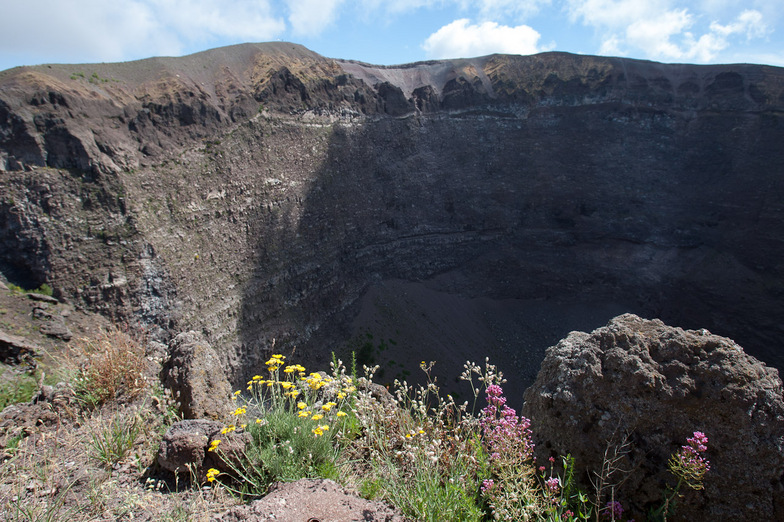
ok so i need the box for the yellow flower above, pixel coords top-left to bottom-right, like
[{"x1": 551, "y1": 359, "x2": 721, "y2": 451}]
[
  {"x1": 405, "y1": 433, "x2": 412, "y2": 439},
  {"x1": 321, "y1": 404, "x2": 332, "y2": 411},
  {"x1": 231, "y1": 407, "x2": 247, "y2": 416},
  {"x1": 206, "y1": 468, "x2": 220, "y2": 483},
  {"x1": 256, "y1": 418, "x2": 263, "y2": 424},
  {"x1": 240, "y1": 423, "x2": 247, "y2": 429},
  {"x1": 298, "y1": 410, "x2": 311, "y2": 417},
  {"x1": 280, "y1": 382, "x2": 294, "y2": 390},
  {"x1": 208, "y1": 439, "x2": 221, "y2": 452},
  {"x1": 220, "y1": 425, "x2": 236, "y2": 435},
  {"x1": 312, "y1": 424, "x2": 330, "y2": 437},
  {"x1": 233, "y1": 390, "x2": 242, "y2": 396},
  {"x1": 297, "y1": 402, "x2": 307, "y2": 410},
  {"x1": 272, "y1": 354, "x2": 285, "y2": 360},
  {"x1": 286, "y1": 390, "x2": 300, "y2": 398},
  {"x1": 311, "y1": 414, "x2": 324, "y2": 421},
  {"x1": 252, "y1": 375, "x2": 263, "y2": 381},
  {"x1": 419, "y1": 429, "x2": 425, "y2": 434},
  {"x1": 336, "y1": 411, "x2": 347, "y2": 417},
  {"x1": 337, "y1": 392, "x2": 346, "y2": 400}
]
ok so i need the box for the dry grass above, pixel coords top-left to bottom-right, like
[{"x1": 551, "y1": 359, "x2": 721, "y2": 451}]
[{"x1": 66, "y1": 327, "x2": 149, "y2": 408}]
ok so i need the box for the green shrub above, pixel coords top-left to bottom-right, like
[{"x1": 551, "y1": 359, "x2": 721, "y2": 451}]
[
  {"x1": 0, "y1": 368, "x2": 39, "y2": 410},
  {"x1": 90, "y1": 414, "x2": 142, "y2": 467}
]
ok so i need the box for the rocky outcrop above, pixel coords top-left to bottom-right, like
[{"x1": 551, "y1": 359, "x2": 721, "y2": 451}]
[
  {"x1": 162, "y1": 331, "x2": 232, "y2": 419},
  {"x1": 0, "y1": 382, "x2": 77, "y2": 450},
  {"x1": 157, "y1": 419, "x2": 250, "y2": 475},
  {"x1": 0, "y1": 329, "x2": 40, "y2": 366},
  {"x1": 522, "y1": 314, "x2": 784, "y2": 520},
  {"x1": 213, "y1": 478, "x2": 406, "y2": 522}
]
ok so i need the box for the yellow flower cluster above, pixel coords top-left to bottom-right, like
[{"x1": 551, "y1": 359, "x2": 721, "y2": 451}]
[
  {"x1": 221, "y1": 425, "x2": 236, "y2": 434},
  {"x1": 208, "y1": 439, "x2": 221, "y2": 452},
  {"x1": 312, "y1": 424, "x2": 330, "y2": 437},
  {"x1": 206, "y1": 468, "x2": 220, "y2": 483},
  {"x1": 224, "y1": 354, "x2": 359, "y2": 441},
  {"x1": 265, "y1": 354, "x2": 286, "y2": 372},
  {"x1": 405, "y1": 429, "x2": 426, "y2": 439}
]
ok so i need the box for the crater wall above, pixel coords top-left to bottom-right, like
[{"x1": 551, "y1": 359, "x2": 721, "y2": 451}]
[{"x1": 1, "y1": 44, "x2": 783, "y2": 397}]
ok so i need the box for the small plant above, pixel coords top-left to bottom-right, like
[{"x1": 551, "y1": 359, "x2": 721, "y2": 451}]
[
  {"x1": 69, "y1": 327, "x2": 148, "y2": 408},
  {"x1": 90, "y1": 414, "x2": 142, "y2": 466},
  {"x1": 35, "y1": 283, "x2": 53, "y2": 296},
  {"x1": 0, "y1": 368, "x2": 39, "y2": 410},
  {"x1": 480, "y1": 383, "x2": 543, "y2": 519},
  {"x1": 211, "y1": 353, "x2": 359, "y2": 496},
  {"x1": 651, "y1": 431, "x2": 710, "y2": 521}
]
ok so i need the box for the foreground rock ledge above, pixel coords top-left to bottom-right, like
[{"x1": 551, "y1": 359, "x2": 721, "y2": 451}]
[
  {"x1": 212, "y1": 478, "x2": 405, "y2": 522},
  {"x1": 523, "y1": 313, "x2": 784, "y2": 520}
]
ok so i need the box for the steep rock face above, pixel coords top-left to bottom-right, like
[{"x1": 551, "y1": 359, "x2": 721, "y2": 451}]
[
  {"x1": 0, "y1": 44, "x2": 783, "y2": 390},
  {"x1": 522, "y1": 314, "x2": 784, "y2": 520}
]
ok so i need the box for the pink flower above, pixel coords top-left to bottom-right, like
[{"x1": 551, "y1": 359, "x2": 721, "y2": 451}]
[
  {"x1": 605, "y1": 500, "x2": 624, "y2": 518},
  {"x1": 481, "y1": 478, "x2": 495, "y2": 493},
  {"x1": 545, "y1": 476, "x2": 560, "y2": 495}
]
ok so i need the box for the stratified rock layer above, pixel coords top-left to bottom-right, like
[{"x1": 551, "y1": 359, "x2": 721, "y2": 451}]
[{"x1": 522, "y1": 313, "x2": 784, "y2": 520}]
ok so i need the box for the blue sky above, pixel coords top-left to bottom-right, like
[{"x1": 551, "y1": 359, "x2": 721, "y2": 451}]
[{"x1": 1, "y1": 0, "x2": 781, "y2": 71}]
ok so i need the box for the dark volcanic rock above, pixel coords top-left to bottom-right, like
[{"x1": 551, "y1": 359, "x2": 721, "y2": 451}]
[
  {"x1": 162, "y1": 331, "x2": 232, "y2": 419},
  {"x1": 158, "y1": 419, "x2": 251, "y2": 475},
  {"x1": 0, "y1": 329, "x2": 40, "y2": 366},
  {"x1": 522, "y1": 314, "x2": 784, "y2": 521}
]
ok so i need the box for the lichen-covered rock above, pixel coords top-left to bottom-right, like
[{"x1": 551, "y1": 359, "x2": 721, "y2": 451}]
[
  {"x1": 162, "y1": 331, "x2": 231, "y2": 419},
  {"x1": 522, "y1": 313, "x2": 784, "y2": 521},
  {"x1": 212, "y1": 478, "x2": 406, "y2": 522}
]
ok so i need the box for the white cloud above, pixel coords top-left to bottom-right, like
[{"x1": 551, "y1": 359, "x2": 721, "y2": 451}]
[
  {"x1": 422, "y1": 18, "x2": 545, "y2": 58},
  {"x1": 150, "y1": 0, "x2": 285, "y2": 42},
  {"x1": 624, "y1": 8, "x2": 692, "y2": 59},
  {"x1": 287, "y1": 0, "x2": 345, "y2": 36},
  {"x1": 566, "y1": 0, "x2": 663, "y2": 27},
  {"x1": 567, "y1": 0, "x2": 771, "y2": 63},
  {"x1": 710, "y1": 9, "x2": 769, "y2": 40},
  {"x1": 0, "y1": 0, "x2": 285, "y2": 67}
]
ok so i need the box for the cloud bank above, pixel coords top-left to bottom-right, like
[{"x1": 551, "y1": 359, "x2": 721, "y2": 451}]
[{"x1": 423, "y1": 19, "x2": 545, "y2": 58}]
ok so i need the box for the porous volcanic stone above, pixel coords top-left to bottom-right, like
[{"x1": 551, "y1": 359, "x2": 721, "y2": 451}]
[
  {"x1": 162, "y1": 331, "x2": 232, "y2": 419},
  {"x1": 212, "y1": 478, "x2": 406, "y2": 521},
  {"x1": 522, "y1": 313, "x2": 784, "y2": 521},
  {"x1": 158, "y1": 419, "x2": 222, "y2": 473}
]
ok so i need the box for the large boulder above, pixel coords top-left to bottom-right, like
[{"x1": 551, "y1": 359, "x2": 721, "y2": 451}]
[
  {"x1": 522, "y1": 313, "x2": 784, "y2": 521},
  {"x1": 162, "y1": 331, "x2": 232, "y2": 419}
]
